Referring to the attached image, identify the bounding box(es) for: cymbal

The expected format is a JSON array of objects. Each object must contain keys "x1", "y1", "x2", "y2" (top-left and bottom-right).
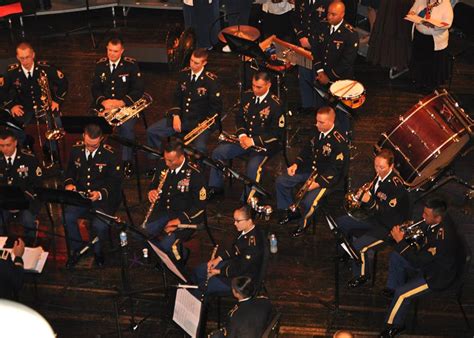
[{"x1": 218, "y1": 25, "x2": 261, "y2": 44}]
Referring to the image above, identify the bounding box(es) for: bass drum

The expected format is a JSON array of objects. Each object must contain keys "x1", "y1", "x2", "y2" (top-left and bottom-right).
[{"x1": 376, "y1": 90, "x2": 473, "y2": 190}]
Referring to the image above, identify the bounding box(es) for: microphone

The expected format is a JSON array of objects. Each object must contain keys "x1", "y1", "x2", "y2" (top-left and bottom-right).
[
  {"x1": 79, "y1": 236, "x2": 99, "y2": 256},
  {"x1": 176, "y1": 223, "x2": 205, "y2": 230}
]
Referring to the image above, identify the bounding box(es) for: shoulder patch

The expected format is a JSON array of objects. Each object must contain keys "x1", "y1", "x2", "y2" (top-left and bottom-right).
[
  {"x1": 73, "y1": 141, "x2": 84, "y2": 147},
  {"x1": 21, "y1": 148, "x2": 34, "y2": 157},
  {"x1": 103, "y1": 144, "x2": 114, "y2": 153},
  {"x1": 96, "y1": 57, "x2": 108, "y2": 64},
  {"x1": 37, "y1": 60, "x2": 50, "y2": 67},
  {"x1": 187, "y1": 161, "x2": 201, "y2": 173},
  {"x1": 205, "y1": 71, "x2": 217, "y2": 80},
  {"x1": 332, "y1": 130, "x2": 347, "y2": 143},
  {"x1": 8, "y1": 63, "x2": 19, "y2": 71},
  {"x1": 271, "y1": 94, "x2": 281, "y2": 105},
  {"x1": 123, "y1": 56, "x2": 136, "y2": 63}
]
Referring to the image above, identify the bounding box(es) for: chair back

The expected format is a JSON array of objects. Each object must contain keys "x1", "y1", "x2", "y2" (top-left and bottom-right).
[{"x1": 262, "y1": 310, "x2": 281, "y2": 338}]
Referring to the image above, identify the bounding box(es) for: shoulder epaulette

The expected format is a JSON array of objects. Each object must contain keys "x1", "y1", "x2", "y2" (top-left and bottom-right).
[
  {"x1": 271, "y1": 94, "x2": 281, "y2": 105},
  {"x1": 8, "y1": 63, "x2": 19, "y2": 71},
  {"x1": 344, "y1": 23, "x2": 355, "y2": 32},
  {"x1": 20, "y1": 148, "x2": 34, "y2": 157},
  {"x1": 180, "y1": 66, "x2": 191, "y2": 72},
  {"x1": 123, "y1": 56, "x2": 136, "y2": 63},
  {"x1": 96, "y1": 57, "x2": 108, "y2": 64},
  {"x1": 205, "y1": 71, "x2": 217, "y2": 80},
  {"x1": 332, "y1": 130, "x2": 346, "y2": 143},
  {"x1": 244, "y1": 89, "x2": 253, "y2": 94},
  {"x1": 37, "y1": 60, "x2": 50, "y2": 67},
  {"x1": 73, "y1": 141, "x2": 84, "y2": 147},
  {"x1": 103, "y1": 144, "x2": 114, "y2": 153},
  {"x1": 228, "y1": 304, "x2": 239, "y2": 317},
  {"x1": 187, "y1": 161, "x2": 201, "y2": 173},
  {"x1": 392, "y1": 175, "x2": 405, "y2": 187}
]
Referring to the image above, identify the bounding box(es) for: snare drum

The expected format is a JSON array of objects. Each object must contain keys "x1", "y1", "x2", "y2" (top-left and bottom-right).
[
  {"x1": 376, "y1": 90, "x2": 473, "y2": 189},
  {"x1": 329, "y1": 80, "x2": 366, "y2": 109}
]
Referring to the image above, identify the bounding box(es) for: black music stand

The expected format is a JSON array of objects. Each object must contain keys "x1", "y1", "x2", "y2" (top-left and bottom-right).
[
  {"x1": 0, "y1": 186, "x2": 29, "y2": 235},
  {"x1": 60, "y1": 116, "x2": 113, "y2": 135}
]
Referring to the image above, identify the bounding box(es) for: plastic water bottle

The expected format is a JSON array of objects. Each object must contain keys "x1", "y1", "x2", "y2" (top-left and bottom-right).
[
  {"x1": 269, "y1": 234, "x2": 278, "y2": 254},
  {"x1": 142, "y1": 248, "x2": 149, "y2": 263},
  {"x1": 120, "y1": 231, "x2": 128, "y2": 247}
]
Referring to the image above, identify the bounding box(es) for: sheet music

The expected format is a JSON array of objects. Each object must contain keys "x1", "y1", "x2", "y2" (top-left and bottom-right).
[
  {"x1": 173, "y1": 288, "x2": 202, "y2": 338},
  {"x1": 0, "y1": 237, "x2": 49, "y2": 273},
  {"x1": 148, "y1": 241, "x2": 187, "y2": 282}
]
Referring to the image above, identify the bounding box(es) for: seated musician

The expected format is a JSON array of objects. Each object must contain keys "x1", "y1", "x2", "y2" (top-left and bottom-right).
[
  {"x1": 193, "y1": 205, "x2": 264, "y2": 297},
  {"x1": 380, "y1": 198, "x2": 463, "y2": 337},
  {"x1": 146, "y1": 48, "x2": 222, "y2": 160},
  {"x1": 91, "y1": 36, "x2": 145, "y2": 178},
  {"x1": 144, "y1": 140, "x2": 206, "y2": 265},
  {"x1": 337, "y1": 148, "x2": 410, "y2": 288},
  {"x1": 276, "y1": 106, "x2": 349, "y2": 238},
  {"x1": 208, "y1": 72, "x2": 284, "y2": 201},
  {"x1": 63, "y1": 124, "x2": 122, "y2": 268},
  {"x1": 0, "y1": 128, "x2": 43, "y2": 245},
  {"x1": 208, "y1": 276, "x2": 273, "y2": 338}
]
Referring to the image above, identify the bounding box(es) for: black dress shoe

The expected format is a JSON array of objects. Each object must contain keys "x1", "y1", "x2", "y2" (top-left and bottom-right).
[
  {"x1": 381, "y1": 288, "x2": 395, "y2": 299},
  {"x1": 347, "y1": 275, "x2": 370, "y2": 288},
  {"x1": 278, "y1": 209, "x2": 301, "y2": 225},
  {"x1": 207, "y1": 187, "x2": 224, "y2": 201},
  {"x1": 94, "y1": 254, "x2": 105, "y2": 267},
  {"x1": 290, "y1": 225, "x2": 308, "y2": 238},
  {"x1": 123, "y1": 161, "x2": 134, "y2": 178},
  {"x1": 66, "y1": 252, "x2": 80, "y2": 269},
  {"x1": 380, "y1": 325, "x2": 405, "y2": 337}
]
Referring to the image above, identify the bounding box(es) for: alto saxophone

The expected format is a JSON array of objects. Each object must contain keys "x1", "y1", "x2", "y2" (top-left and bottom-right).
[{"x1": 141, "y1": 169, "x2": 169, "y2": 228}]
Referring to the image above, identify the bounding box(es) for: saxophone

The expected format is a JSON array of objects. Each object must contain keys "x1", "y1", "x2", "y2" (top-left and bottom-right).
[{"x1": 140, "y1": 169, "x2": 169, "y2": 228}]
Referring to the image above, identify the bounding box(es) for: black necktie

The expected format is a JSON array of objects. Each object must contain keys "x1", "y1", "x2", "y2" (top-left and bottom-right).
[
  {"x1": 330, "y1": 26, "x2": 335, "y2": 35},
  {"x1": 7, "y1": 157, "x2": 13, "y2": 167},
  {"x1": 191, "y1": 74, "x2": 196, "y2": 82},
  {"x1": 27, "y1": 71, "x2": 32, "y2": 79},
  {"x1": 86, "y1": 152, "x2": 92, "y2": 164},
  {"x1": 255, "y1": 97, "x2": 260, "y2": 105},
  {"x1": 111, "y1": 63, "x2": 116, "y2": 73},
  {"x1": 319, "y1": 133, "x2": 325, "y2": 141}
]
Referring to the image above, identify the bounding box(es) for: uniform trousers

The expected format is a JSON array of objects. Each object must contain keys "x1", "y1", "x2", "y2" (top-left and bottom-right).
[
  {"x1": 193, "y1": 260, "x2": 232, "y2": 297},
  {"x1": 116, "y1": 117, "x2": 137, "y2": 161},
  {"x1": 0, "y1": 209, "x2": 37, "y2": 240}
]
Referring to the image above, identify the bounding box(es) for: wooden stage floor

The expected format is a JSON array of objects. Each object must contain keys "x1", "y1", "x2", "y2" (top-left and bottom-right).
[{"x1": 1, "y1": 8, "x2": 474, "y2": 338}]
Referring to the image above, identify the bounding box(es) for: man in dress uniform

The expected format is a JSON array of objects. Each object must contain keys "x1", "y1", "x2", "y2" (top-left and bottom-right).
[
  {"x1": 146, "y1": 48, "x2": 222, "y2": 157},
  {"x1": 0, "y1": 128, "x2": 43, "y2": 244},
  {"x1": 311, "y1": 1, "x2": 359, "y2": 86},
  {"x1": 0, "y1": 237, "x2": 25, "y2": 300},
  {"x1": 0, "y1": 42, "x2": 68, "y2": 163},
  {"x1": 276, "y1": 106, "x2": 348, "y2": 237},
  {"x1": 208, "y1": 72, "x2": 284, "y2": 201},
  {"x1": 380, "y1": 199, "x2": 463, "y2": 337},
  {"x1": 208, "y1": 276, "x2": 274, "y2": 338},
  {"x1": 91, "y1": 36, "x2": 145, "y2": 177},
  {"x1": 63, "y1": 124, "x2": 122, "y2": 268},
  {"x1": 194, "y1": 205, "x2": 265, "y2": 296},
  {"x1": 292, "y1": 0, "x2": 331, "y2": 112},
  {"x1": 145, "y1": 140, "x2": 207, "y2": 264},
  {"x1": 337, "y1": 148, "x2": 410, "y2": 288}
]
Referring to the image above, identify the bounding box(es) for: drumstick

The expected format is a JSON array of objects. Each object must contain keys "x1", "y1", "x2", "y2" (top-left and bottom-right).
[{"x1": 334, "y1": 80, "x2": 358, "y2": 97}]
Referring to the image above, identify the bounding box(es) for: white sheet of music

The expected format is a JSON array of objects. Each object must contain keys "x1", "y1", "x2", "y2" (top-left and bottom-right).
[
  {"x1": 147, "y1": 241, "x2": 187, "y2": 282},
  {"x1": 173, "y1": 288, "x2": 202, "y2": 338}
]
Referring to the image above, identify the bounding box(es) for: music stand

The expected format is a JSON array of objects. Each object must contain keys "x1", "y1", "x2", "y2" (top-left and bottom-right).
[
  {"x1": 0, "y1": 186, "x2": 30, "y2": 211},
  {"x1": 60, "y1": 116, "x2": 113, "y2": 135}
]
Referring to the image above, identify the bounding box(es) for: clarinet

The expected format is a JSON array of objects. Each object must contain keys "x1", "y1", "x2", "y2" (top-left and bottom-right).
[
  {"x1": 201, "y1": 245, "x2": 219, "y2": 302},
  {"x1": 140, "y1": 169, "x2": 169, "y2": 229}
]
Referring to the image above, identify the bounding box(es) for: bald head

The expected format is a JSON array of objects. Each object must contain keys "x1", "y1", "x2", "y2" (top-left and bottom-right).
[
  {"x1": 327, "y1": 1, "x2": 345, "y2": 26},
  {"x1": 333, "y1": 330, "x2": 354, "y2": 338}
]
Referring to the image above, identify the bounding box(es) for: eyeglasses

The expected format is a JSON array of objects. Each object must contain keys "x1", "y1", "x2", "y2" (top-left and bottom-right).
[{"x1": 233, "y1": 218, "x2": 249, "y2": 223}]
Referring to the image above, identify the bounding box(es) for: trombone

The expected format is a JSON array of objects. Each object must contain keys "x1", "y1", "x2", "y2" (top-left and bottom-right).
[{"x1": 183, "y1": 113, "x2": 219, "y2": 145}]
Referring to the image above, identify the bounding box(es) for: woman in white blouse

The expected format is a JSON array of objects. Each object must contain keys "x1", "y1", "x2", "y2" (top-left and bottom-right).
[{"x1": 408, "y1": 0, "x2": 453, "y2": 90}]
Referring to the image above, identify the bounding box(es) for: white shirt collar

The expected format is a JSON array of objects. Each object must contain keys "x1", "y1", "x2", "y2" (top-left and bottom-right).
[
  {"x1": 321, "y1": 125, "x2": 335, "y2": 138},
  {"x1": 191, "y1": 67, "x2": 204, "y2": 81},
  {"x1": 238, "y1": 296, "x2": 252, "y2": 303},
  {"x1": 256, "y1": 89, "x2": 270, "y2": 103},
  {"x1": 4, "y1": 148, "x2": 17, "y2": 163},
  {"x1": 331, "y1": 20, "x2": 344, "y2": 33},
  {"x1": 85, "y1": 148, "x2": 99, "y2": 159},
  {"x1": 22, "y1": 64, "x2": 34, "y2": 77},
  {"x1": 109, "y1": 58, "x2": 121, "y2": 70},
  {"x1": 240, "y1": 224, "x2": 255, "y2": 237},
  {"x1": 378, "y1": 169, "x2": 392, "y2": 182},
  {"x1": 172, "y1": 158, "x2": 186, "y2": 175}
]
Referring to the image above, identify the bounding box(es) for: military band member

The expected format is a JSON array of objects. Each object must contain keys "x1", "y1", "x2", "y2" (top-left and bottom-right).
[
  {"x1": 194, "y1": 205, "x2": 265, "y2": 296},
  {"x1": 145, "y1": 140, "x2": 207, "y2": 264},
  {"x1": 91, "y1": 36, "x2": 145, "y2": 177},
  {"x1": 208, "y1": 276, "x2": 273, "y2": 338},
  {"x1": 63, "y1": 124, "x2": 122, "y2": 268},
  {"x1": 380, "y1": 199, "x2": 463, "y2": 337},
  {"x1": 337, "y1": 148, "x2": 410, "y2": 288},
  {"x1": 311, "y1": 1, "x2": 359, "y2": 86},
  {"x1": 276, "y1": 106, "x2": 348, "y2": 237},
  {"x1": 0, "y1": 128, "x2": 43, "y2": 244},
  {"x1": 146, "y1": 48, "x2": 222, "y2": 157},
  {"x1": 0, "y1": 237, "x2": 25, "y2": 300},
  {"x1": 208, "y1": 72, "x2": 284, "y2": 201},
  {"x1": 0, "y1": 42, "x2": 68, "y2": 162},
  {"x1": 291, "y1": 0, "x2": 331, "y2": 112}
]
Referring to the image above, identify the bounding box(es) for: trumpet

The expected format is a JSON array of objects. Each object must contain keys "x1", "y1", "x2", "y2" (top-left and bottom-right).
[
  {"x1": 218, "y1": 131, "x2": 267, "y2": 152},
  {"x1": 102, "y1": 93, "x2": 153, "y2": 127},
  {"x1": 344, "y1": 175, "x2": 378, "y2": 220},
  {"x1": 141, "y1": 169, "x2": 169, "y2": 228},
  {"x1": 398, "y1": 219, "x2": 426, "y2": 250},
  {"x1": 288, "y1": 169, "x2": 318, "y2": 213},
  {"x1": 183, "y1": 113, "x2": 218, "y2": 145}
]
